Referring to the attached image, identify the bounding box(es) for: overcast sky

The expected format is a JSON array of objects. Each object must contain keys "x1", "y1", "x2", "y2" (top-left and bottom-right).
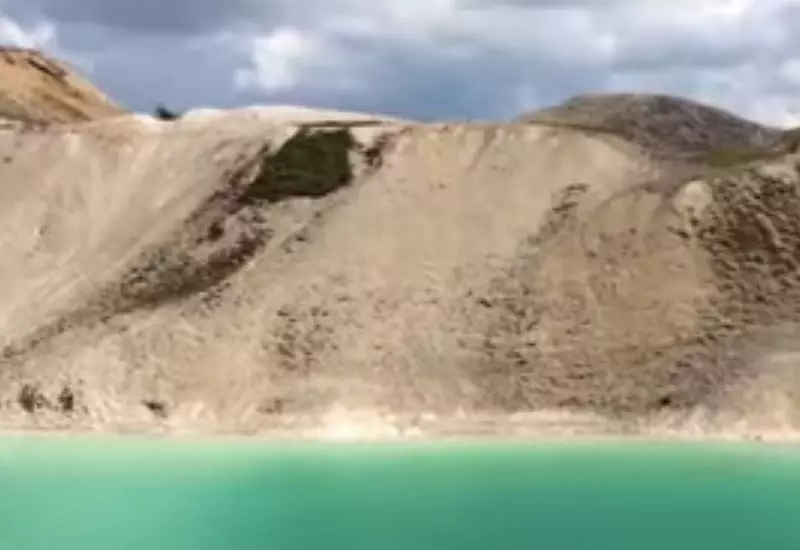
[{"x1": 1, "y1": 0, "x2": 799, "y2": 126}]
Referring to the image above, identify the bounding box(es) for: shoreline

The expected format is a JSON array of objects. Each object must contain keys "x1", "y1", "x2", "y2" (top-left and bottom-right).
[{"x1": 1, "y1": 418, "x2": 799, "y2": 447}]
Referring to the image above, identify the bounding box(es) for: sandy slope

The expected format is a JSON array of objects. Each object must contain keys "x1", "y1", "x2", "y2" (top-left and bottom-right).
[
  {"x1": 0, "y1": 48, "x2": 124, "y2": 124},
  {"x1": 1, "y1": 59, "x2": 800, "y2": 437}
]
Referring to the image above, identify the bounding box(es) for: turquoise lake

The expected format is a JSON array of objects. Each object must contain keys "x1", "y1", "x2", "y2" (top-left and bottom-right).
[{"x1": 0, "y1": 436, "x2": 799, "y2": 550}]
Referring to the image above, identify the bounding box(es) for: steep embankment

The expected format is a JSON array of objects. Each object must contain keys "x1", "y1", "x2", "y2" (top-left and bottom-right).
[{"x1": 1, "y1": 59, "x2": 799, "y2": 438}]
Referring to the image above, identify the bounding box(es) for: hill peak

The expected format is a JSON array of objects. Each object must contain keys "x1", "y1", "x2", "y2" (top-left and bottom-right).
[
  {"x1": 0, "y1": 47, "x2": 125, "y2": 125},
  {"x1": 518, "y1": 92, "x2": 783, "y2": 157}
]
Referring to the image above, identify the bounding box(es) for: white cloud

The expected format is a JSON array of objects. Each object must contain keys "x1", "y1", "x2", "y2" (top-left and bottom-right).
[
  {"x1": 0, "y1": 12, "x2": 57, "y2": 48},
  {"x1": 234, "y1": 27, "x2": 317, "y2": 92},
  {"x1": 3, "y1": 0, "x2": 800, "y2": 127},
  {"x1": 226, "y1": 0, "x2": 800, "y2": 126},
  {"x1": 779, "y1": 58, "x2": 800, "y2": 86},
  {"x1": 234, "y1": 26, "x2": 363, "y2": 95},
  {"x1": 0, "y1": 11, "x2": 100, "y2": 75}
]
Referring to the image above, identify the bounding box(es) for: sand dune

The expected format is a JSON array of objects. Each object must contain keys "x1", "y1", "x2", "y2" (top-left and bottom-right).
[{"x1": 1, "y1": 53, "x2": 800, "y2": 439}]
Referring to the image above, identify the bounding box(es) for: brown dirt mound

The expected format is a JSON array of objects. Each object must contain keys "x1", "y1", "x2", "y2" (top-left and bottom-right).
[{"x1": 0, "y1": 47, "x2": 125, "y2": 125}]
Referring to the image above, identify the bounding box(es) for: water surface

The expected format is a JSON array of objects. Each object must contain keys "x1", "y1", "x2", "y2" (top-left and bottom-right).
[{"x1": 1, "y1": 437, "x2": 798, "y2": 550}]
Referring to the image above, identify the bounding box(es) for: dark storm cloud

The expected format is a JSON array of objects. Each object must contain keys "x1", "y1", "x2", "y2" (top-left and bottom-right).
[
  {"x1": 0, "y1": 0, "x2": 266, "y2": 33},
  {"x1": 0, "y1": 0, "x2": 376, "y2": 33}
]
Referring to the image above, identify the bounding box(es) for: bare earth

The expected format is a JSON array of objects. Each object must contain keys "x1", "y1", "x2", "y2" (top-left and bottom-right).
[{"x1": 2, "y1": 50, "x2": 800, "y2": 441}]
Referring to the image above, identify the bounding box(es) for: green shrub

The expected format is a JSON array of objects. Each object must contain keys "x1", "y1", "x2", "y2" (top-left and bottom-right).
[
  {"x1": 703, "y1": 147, "x2": 776, "y2": 168},
  {"x1": 153, "y1": 103, "x2": 181, "y2": 120}
]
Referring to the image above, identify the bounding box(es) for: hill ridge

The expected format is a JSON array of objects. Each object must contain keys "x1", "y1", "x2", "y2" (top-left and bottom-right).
[
  {"x1": 0, "y1": 46, "x2": 125, "y2": 125},
  {"x1": 0, "y1": 50, "x2": 799, "y2": 439}
]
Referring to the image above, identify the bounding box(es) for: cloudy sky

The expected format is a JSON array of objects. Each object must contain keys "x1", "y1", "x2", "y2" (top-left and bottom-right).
[{"x1": 1, "y1": 0, "x2": 799, "y2": 126}]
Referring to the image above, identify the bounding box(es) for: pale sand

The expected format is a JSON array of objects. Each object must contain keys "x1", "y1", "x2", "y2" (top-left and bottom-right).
[{"x1": 0, "y1": 101, "x2": 799, "y2": 441}]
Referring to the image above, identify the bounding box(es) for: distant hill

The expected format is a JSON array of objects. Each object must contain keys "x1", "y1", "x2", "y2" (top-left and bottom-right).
[
  {"x1": 517, "y1": 93, "x2": 791, "y2": 162},
  {"x1": 0, "y1": 47, "x2": 125, "y2": 125}
]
